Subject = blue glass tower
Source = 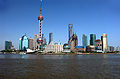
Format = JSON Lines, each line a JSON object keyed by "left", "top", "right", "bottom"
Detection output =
{"left": 5, "top": 41, "right": 12, "bottom": 50}
{"left": 22, "top": 35, "right": 28, "bottom": 50}
{"left": 90, "top": 34, "right": 96, "bottom": 46}
{"left": 19, "top": 34, "right": 29, "bottom": 50}
{"left": 82, "top": 34, "right": 88, "bottom": 47}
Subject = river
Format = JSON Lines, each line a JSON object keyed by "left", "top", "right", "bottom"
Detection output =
{"left": 0, "top": 54, "right": 120, "bottom": 79}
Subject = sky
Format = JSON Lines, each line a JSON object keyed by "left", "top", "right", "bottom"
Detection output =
{"left": 0, "top": 0, "right": 120, "bottom": 50}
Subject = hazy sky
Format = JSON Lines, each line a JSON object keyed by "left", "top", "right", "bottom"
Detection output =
{"left": 0, "top": 0, "right": 120, "bottom": 50}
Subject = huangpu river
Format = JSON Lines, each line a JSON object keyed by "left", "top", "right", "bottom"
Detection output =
{"left": 0, "top": 53, "right": 120, "bottom": 79}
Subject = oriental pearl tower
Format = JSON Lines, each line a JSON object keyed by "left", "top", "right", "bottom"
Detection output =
{"left": 37, "top": 0, "right": 44, "bottom": 46}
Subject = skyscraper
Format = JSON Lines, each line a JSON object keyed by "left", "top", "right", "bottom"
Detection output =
{"left": 40, "top": 34, "right": 47, "bottom": 49}
{"left": 33, "top": 34, "right": 39, "bottom": 50}
{"left": 90, "top": 34, "right": 96, "bottom": 46}
{"left": 108, "top": 46, "right": 114, "bottom": 52}
{"left": 82, "top": 34, "right": 88, "bottom": 47}
{"left": 116, "top": 46, "right": 120, "bottom": 51}
{"left": 70, "top": 34, "right": 78, "bottom": 50}
{"left": 101, "top": 34, "right": 108, "bottom": 52}
{"left": 49, "top": 33, "right": 53, "bottom": 44}
{"left": 5, "top": 41, "right": 12, "bottom": 50}
{"left": 95, "top": 39, "right": 102, "bottom": 50}
{"left": 42, "top": 34, "right": 47, "bottom": 45}
{"left": 19, "top": 34, "right": 29, "bottom": 50}
{"left": 19, "top": 38, "right": 22, "bottom": 50}
{"left": 28, "top": 37, "right": 33, "bottom": 50}
{"left": 68, "top": 24, "right": 73, "bottom": 40}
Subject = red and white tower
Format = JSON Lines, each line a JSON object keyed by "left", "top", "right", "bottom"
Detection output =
{"left": 37, "top": 0, "right": 43, "bottom": 44}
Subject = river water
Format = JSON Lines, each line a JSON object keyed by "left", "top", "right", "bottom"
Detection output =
{"left": 0, "top": 54, "right": 120, "bottom": 79}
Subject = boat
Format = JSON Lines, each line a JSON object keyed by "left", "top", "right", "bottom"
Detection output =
{"left": 26, "top": 49, "right": 36, "bottom": 54}
{"left": 19, "top": 52, "right": 26, "bottom": 54}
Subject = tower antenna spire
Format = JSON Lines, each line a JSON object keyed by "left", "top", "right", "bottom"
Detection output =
{"left": 40, "top": 0, "right": 42, "bottom": 16}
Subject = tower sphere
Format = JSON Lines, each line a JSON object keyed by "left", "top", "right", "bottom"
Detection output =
{"left": 37, "top": 38, "right": 43, "bottom": 43}
{"left": 38, "top": 16, "right": 43, "bottom": 20}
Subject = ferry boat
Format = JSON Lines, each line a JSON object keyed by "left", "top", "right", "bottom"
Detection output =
{"left": 26, "top": 49, "right": 36, "bottom": 54}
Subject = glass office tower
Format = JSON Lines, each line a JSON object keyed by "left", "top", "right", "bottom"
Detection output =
{"left": 90, "top": 34, "right": 96, "bottom": 46}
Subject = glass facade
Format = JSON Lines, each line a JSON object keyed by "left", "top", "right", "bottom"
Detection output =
{"left": 82, "top": 34, "right": 88, "bottom": 47}
{"left": 49, "top": 33, "right": 53, "bottom": 44}
{"left": 19, "top": 38, "right": 22, "bottom": 50}
{"left": 22, "top": 35, "right": 28, "bottom": 50}
{"left": 19, "top": 35, "right": 29, "bottom": 50}
{"left": 5, "top": 41, "right": 12, "bottom": 50}
{"left": 90, "top": 34, "right": 96, "bottom": 46}
{"left": 68, "top": 24, "right": 73, "bottom": 40}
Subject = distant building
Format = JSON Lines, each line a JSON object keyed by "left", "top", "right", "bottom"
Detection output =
{"left": 28, "top": 37, "right": 33, "bottom": 50}
{"left": 90, "top": 34, "right": 96, "bottom": 46}
{"left": 95, "top": 39, "right": 102, "bottom": 50}
{"left": 116, "top": 46, "right": 120, "bottom": 51}
{"left": 72, "top": 46, "right": 86, "bottom": 52}
{"left": 68, "top": 24, "right": 73, "bottom": 40}
{"left": 33, "top": 34, "right": 46, "bottom": 50}
{"left": 45, "top": 41, "right": 63, "bottom": 53}
{"left": 63, "top": 43, "right": 70, "bottom": 52}
{"left": 49, "top": 33, "right": 53, "bottom": 44}
{"left": 42, "top": 34, "right": 47, "bottom": 45}
{"left": 82, "top": 34, "right": 88, "bottom": 47}
{"left": 108, "top": 46, "right": 114, "bottom": 52}
{"left": 33, "top": 34, "right": 39, "bottom": 50}
{"left": 5, "top": 41, "right": 12, "bottom": 50}
{"left": 70, "top": 34, "right": 78, "bottom": 50}
{"left": 19, "top": 38, "right": 22, "bottom": 50}
{"left": 40, "top": 34, "right": 47, "bottom": 50}
{"left": 86, "top": 45, "right": 95, "bottom": 52}
{"left": 101, "top": 34, "right": 108, "bottom": 52}
{"left": 19, "top": 34, "right": 29, "bottom": 50}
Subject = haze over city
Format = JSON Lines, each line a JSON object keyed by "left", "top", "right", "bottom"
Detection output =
{"left": 0, "top": 0, "right": 120, "bottom": 50}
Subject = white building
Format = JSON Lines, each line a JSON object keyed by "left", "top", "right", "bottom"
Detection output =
{"left": 44, "top": 42, "right": 63, "bottom": 53}
{"left": 116, "top": 46, "right": 120, "bottom": 51}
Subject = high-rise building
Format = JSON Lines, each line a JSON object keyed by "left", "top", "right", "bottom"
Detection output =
{"left": 19, "top": 38, "right": 22, "bottom": 50}
{"left": 33, "top": 34, "right": 39, "bottom": 50}
{"left": 116, "top": 46, "right": 120, "bottom": 51}
{"left": 40, "top": 34, "right": 47, "bottom": 50}
{"left": 19, "top": 34, "right": 29, "bottom": 50}
{"left": 101, "top": 34, "right": 108, "bottom": 52}
{"left": 70, "top": 34, "right": 78, "bottom": 50}
{"left": 49, "top": 33, "right": 53, "bottom": 44}
{"left": 42, "top": 34, "right": 47, "bottom": 45}
{"left": 90, "top": 34, "right": 96, "bottom": 46}
{"left": 68, "top": 24, "right": 73, "bottom": 40}
{"left": 95, "top": 39, "right": 102, "bottom": 50}
{"left": 82, "top": 34, "right": 88, "bottom": 47}
{"left": 28, "top": 37, "right": 33, "bottom": 50}
{"left": 5, "top": 41, "right": 12, "bottom": 50}
{"left": 108, "top": 46, "right": 114, "bottom": 52}
{"left": 68, "top": 24, "right": 74, "bottom": 48}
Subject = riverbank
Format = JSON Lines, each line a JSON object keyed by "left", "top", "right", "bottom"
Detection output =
{"left": 1, "top": 52, "right": 120, "bottom": 55}
{"left": 37, "top": 52, "right": 120, "bottom": 55}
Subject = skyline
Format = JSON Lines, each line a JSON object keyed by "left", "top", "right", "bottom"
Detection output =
{"left": 0, "top": 0, "right": 120, "bottom": 50}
